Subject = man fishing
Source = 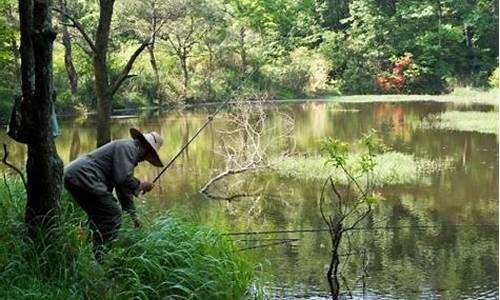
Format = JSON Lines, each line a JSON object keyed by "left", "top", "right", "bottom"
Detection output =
{"left": 64, "top": 128, "right": 164, "bottom": 260}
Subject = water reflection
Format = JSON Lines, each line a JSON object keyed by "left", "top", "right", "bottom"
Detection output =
{"left": 0, "top": 101, "right": 498, "bottom": 299}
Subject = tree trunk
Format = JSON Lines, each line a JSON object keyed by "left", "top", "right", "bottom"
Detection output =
{"left": 239, "top": 26, "right": 247, "bottom": 72}
{"left": 327, "top": 226, "right": 343, "bottom": 300}
{"left": 148, "top": 44, "right": 161, "bottom": 105}
{"left": 94, "top": 0, "right": 114, "bottom": 147}
{"left": 19, "top": 0, "right": 64, "bottom": 233}
{"left": 180, "top": 51, "right": 189, "bottom": 100}
{"left": 58, "top": 0, "right": 78, "bottom": 95}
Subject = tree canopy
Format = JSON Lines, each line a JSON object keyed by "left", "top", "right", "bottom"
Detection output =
{"left": 0, "top": 0, "right": 498, "bottom": 121}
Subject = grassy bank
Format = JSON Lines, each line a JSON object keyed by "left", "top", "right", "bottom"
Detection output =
{"left": 0, "top": 178, "right": 260, "bottom": 300}
{"left": 327, "top": 88, "right": 499, "bottom": 106}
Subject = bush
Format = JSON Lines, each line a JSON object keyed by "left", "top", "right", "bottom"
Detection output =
{"left": 319, "top": 31, "right": 378, "bottom": 94}
{"left": 0, "top": 177, "right": 259, "bottom": 300}
{"left": 261, "top": 47, "right": 331, "bottom": 98}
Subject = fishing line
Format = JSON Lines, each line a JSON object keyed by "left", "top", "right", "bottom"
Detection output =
{"left": 225, "top": 224, "right": 499, "bottom": 236}
{"left": 150, "top": 26, "right": 292, "bottom": 184}
{"left": 150, "top": 66, "right": 259, "bottom": 185}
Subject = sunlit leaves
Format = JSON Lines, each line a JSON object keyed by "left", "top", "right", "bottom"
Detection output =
{"left": 321, "top": 137, "right": 349, "bottom": 168}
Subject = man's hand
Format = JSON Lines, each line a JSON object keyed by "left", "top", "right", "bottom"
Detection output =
{"left": 140, "top": 181, "right": 154, "bottom": 193}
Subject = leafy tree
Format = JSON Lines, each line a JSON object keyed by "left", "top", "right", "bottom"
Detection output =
{"left": 55, "top": 0, "right": 151, "bottom": 146}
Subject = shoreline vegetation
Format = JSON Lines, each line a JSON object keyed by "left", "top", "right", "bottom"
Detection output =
{"left": 0, "top": 177, "right": 261, "bottom": 300}
{"left": 2, "top": 87, "right": 496, "bottom": 124}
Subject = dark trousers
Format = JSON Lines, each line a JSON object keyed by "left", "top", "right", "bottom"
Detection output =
{"left": 64, "top": 179, "right": 122, "bottom": 261}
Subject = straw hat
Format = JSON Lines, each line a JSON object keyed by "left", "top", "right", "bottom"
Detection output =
{"left": 130, "top": 128, "right": 164, "bottom": 167}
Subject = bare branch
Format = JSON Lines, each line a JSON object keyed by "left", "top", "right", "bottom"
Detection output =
{"left": 109, "top": 40, "right": 151, "bottom": 97}
{"left": 199, "top": 162, "right": 262, "bottom": 201}
{"left": 52, "top": 7, "right": 96, "bottom": 53}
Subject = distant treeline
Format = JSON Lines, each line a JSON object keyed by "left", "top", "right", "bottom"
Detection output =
{"left": 0, "top": 0, "right": 498, "bottom": 120}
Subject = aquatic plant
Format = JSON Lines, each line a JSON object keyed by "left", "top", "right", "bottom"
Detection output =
{"left": 329, "top": 87, "right": 498, "bottom": 106}
{"left": 0, "top": 177, "right": 259, "bottom": 300}
{"left": 420, "top": 111, "right": 499, "bottom": 135}
{"left": 270, "top": 151, "right": 454, "bottom": 186}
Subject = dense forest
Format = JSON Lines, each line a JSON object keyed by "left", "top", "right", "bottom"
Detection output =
{"left": 0, "top": 0, "right": 498, "bottom": 120}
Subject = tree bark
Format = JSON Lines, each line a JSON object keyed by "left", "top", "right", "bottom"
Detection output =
{"left": 19, "top": 0, "right": 64, "bottom": 233}
{"left": 180, "top": 50, "right": 189, "bottom": 100}
{"left": 148, "top": 44, "right": 161, "bottom": 104}
{"left": 58, "top": 0, "right": 78, "bottom": 95}
{"left": 239, "top": 26, "right": 247, "bottom": 72}
{"left": 94, "top": 0, "right": 114, "bottom": 147}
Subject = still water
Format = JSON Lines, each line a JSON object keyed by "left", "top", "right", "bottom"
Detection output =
{"left": 1, "top": 100, "right": 498, "bottom": 299}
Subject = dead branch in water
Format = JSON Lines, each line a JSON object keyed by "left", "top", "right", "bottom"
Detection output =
{"left": 200, "top": 98, "right": 294, "bottom": 201}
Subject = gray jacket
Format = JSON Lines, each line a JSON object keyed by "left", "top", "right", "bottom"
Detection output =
{"left": 64, "top": 139, "right": 142, "bottom": 213}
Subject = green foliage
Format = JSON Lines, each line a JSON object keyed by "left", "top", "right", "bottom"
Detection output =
{"left": 320, "top": 137, "right": 349, "bottom": 168}
{"left": 0, "top": 0, "right": 498, "bottom": 116}
{"left": 271, "top": 151, "right": 455, "bottom": 186}
{"left": 0, "top": 177, "right": 259, "bottom": 300}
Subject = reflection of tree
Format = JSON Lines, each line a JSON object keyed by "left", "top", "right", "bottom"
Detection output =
{"left": 68, "top": 128, "right": 81, "bottom": 161}
{"left": 182, "top": 113, "right": 190, "bottom": 160}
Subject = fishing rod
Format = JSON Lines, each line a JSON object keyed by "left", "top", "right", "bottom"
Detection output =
{"left": 149, "top": 24, "right": 296, "bottom": 185}
{"left": 151, "top": 98, "right": 228, "bottom": 184}
{"left": 150, "top": 68, "right": 257, "bottom": 184}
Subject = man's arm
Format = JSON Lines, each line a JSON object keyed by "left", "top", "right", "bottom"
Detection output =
{"left": 112, "top": 142, "right": 142, "bottom": 196}
{"left": 116, "top": 188, "right": 141, "bottom": 227}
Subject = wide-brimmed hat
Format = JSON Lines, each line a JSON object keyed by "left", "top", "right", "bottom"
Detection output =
{"left": 130, "top": 128, "right": 164, "bottom": 167}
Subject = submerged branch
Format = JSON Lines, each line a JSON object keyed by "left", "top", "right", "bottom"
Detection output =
{"left": 199, "top": 162, "right": 263, "bottom": 201}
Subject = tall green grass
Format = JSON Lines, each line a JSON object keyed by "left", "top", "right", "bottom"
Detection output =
{"left": 0, "top": 177, "right": 260, "bottom": 299}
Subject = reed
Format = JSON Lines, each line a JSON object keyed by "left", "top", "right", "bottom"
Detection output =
{"left": 0, "top": 177, "right": 260, "bottom": 300}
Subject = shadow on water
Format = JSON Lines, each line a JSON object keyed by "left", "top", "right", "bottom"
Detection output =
{"left": 1, "top": 100, "right": 498, "bottom": 299}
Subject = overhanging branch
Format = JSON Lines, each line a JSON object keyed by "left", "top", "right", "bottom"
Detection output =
{"left": 109, "top": 40, "right": 150, "bottom": 97}
{"left": 53, "top": 7, "right": 96, "bottom": 53}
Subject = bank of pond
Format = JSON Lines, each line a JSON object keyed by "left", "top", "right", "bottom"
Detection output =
{"left": 0, "top": 178, "right": 262, "bottom": 300}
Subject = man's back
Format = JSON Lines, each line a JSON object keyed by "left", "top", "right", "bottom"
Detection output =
{"left": 64, "top": 139, "right": 139, "bottom": 195}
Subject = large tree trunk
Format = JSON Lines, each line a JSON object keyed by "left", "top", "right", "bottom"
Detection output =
{"left": 58, "top": 0, "right": 78, "bottom": 95}
{"left": 94, "top": 0, "right": 114, "bottom": 147}
{"left": 19, "top": 0, "right": 64, "bottom": 233}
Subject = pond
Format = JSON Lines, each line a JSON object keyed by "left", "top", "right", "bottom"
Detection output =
{"left": 1, "top": 100, "right": 498, "bottom": 299}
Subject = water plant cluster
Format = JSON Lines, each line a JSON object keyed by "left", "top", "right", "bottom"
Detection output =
{"left": 270, "top": 151, "right": 454, "bottom": 186}
{"left": 420, "top": 111, "right": 499, "bottom": 135}
{"left": 0, "top": 177, "right": 259, "bottom": 300}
